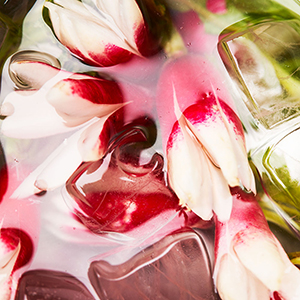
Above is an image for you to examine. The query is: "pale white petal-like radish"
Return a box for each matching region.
[95,0,144,52]
[51,0,94,18]
[278,254,300,300]
[213,90,256,193]
[180,94,249,189]
[209,165,233,222]
[44,0,133,67]
[167,122,214,220]
[1,64,124,139]
[214,188,300,300]
[167,90,232,220]
[232,230,285,292]
[0,228,33,300]
[166,89,249,221]
[46,75,124,127]
[157,54,254,221]
[2,60,126,197]
[44,0,158,67]
[0,90,75,139]
[216,253,270,300]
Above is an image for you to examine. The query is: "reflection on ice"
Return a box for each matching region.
[219,19,300,130]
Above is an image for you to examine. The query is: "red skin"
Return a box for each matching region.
[70,45,133,68]
[0,227,34,299]
[65,77,124,105]
[273,291,284,300]
[0,228,33,273]
[134,21,160,57]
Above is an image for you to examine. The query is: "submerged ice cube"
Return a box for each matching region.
[219,19,300,130]
[220,16,300,243]
[63,116,183,242]
[250,125,300,235]
[14,269,95,300]
[88,228,218,300]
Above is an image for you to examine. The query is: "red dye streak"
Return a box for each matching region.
[75,191,179,233]
[273,291,284,300]
[68,45,132,67]
[91,44,132,67]
[194,93,244,136]
[67,78,123,105]
[167,95,244,151]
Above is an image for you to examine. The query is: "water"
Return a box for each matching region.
[2,0,300,299]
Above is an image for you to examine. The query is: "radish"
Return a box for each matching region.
[214,188,300,300]
[157,54,255,221]
[0,228,33,300]
[43,0,159,67]
[1,61,126,197]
